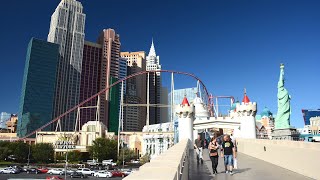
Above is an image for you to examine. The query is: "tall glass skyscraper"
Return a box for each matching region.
[146,40,162,125]
[0,112,11,129]
[47,0,86,131]
[17,38,59,137]
[79,41,102,126]
[97,29,121,127]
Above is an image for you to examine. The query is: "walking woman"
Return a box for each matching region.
[209,136,219,175]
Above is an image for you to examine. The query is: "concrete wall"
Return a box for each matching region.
[124,139,190,180]
[237,138,320,180]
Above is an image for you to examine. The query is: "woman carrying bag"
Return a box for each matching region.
[209,136,219,175]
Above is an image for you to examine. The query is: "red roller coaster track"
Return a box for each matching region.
[22,70,211,139]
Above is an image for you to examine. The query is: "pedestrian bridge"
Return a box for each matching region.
[193,117,241,130]
[124,139,320,180]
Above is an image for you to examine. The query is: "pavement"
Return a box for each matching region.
[190,149,314,180]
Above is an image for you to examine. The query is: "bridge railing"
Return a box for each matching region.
[124,139,190,180]
[237,138,320,180]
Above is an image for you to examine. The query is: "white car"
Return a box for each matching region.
[94,170,113,178]
[47,168,64,175]
[76,168,95,176]
[123,169,133,176]
[0,167,18,174]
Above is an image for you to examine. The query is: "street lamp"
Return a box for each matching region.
[27,144,31,168]
[65,149,68,180]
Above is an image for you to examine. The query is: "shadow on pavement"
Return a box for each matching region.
[234,168,251,174]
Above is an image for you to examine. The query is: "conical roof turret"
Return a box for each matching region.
[242,88,250,103]
[182,95,190,106]
[148,38,156,57]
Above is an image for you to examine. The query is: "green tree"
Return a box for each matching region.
[32,143,54,163]
[89,138,117,162]
[140,154,150,165]
[117,148,137,163]
[8,141,29,163]
[67,150,81,163]
[0,141,10,161]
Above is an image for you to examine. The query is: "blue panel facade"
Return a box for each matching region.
[17,38,59,137]
[302,109,320,125]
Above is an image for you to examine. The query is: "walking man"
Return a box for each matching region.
[194,134,204,164]
[221,134,236,175]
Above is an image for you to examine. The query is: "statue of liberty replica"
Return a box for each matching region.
[272,63,298,140]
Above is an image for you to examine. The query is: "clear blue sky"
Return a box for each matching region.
[0,0,319,128]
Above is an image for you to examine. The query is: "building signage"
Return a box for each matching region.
[54,141,75,149]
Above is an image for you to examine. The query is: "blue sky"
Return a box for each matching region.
[0,0,319,128]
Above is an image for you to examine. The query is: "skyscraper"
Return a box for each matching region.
[124,63,142,131]
[120,51,146,130]
[97,28,121,129]
[0,112,11,129]
[146,40,162,125]
[79,41,102,125]
[160,87,169,123]
[17,38,59,137]
[118,57,127,96]
[47,0,86,131]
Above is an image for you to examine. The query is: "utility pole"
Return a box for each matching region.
[27,145,31,168]
[122,138,125,170]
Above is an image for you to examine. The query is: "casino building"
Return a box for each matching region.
[36,121,115,155]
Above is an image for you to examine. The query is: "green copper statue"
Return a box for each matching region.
[275,63,291,129]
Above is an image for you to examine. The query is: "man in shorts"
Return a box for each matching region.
[221,134,236,175]
[194,134,204,164]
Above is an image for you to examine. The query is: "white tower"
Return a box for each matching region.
[193,93,210,119]
[236,89,257,139]
[176,96,195,148]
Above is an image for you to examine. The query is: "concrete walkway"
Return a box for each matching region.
[190,149,313,180]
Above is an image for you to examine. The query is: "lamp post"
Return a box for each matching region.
[122,135,125,170]
[27,144,31,168]
[65,149,68,180]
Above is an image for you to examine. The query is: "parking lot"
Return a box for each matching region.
[0,173,124,180]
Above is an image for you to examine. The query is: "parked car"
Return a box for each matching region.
[130,159,140,164]
[27,168,41,174]
[6,155,17,161]
[70,171,88,178]
[0,167,19,174]
[111,170,125,177]
[76,168,95,176]
[94,170,112,178]
[86,160,99,166]
[47,168,64,175]
[122,169,133,176]
[46,176,64,180]
[38,167,49,173]
[8,165,23,172]
[63,169,75,175]
[102,159,117,167]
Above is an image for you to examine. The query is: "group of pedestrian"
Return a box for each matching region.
[194,133,237,176]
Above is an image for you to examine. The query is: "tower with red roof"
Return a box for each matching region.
[235,88,257,139]
[176,95,195,148]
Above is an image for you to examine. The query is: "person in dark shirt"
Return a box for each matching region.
[209,136,219,175]
[194,134,204,164]
[221,134,236,175]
